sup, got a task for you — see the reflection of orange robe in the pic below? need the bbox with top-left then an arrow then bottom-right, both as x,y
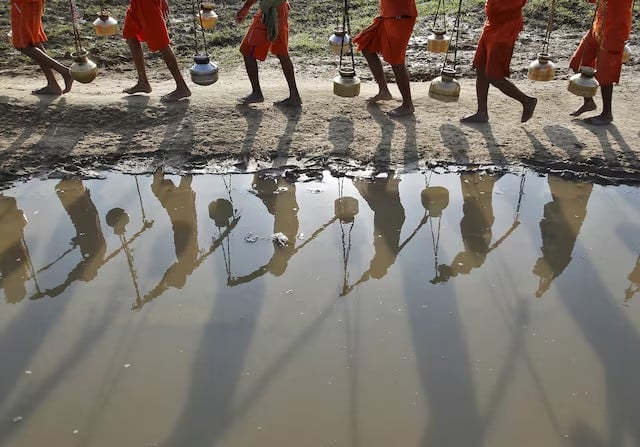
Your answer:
10,0 -> 47,49
569,0 -> 633,85
122,0 -> 170,52
240,2 -> 289,61
472,0 -> 526,78
353,0 -> 417,65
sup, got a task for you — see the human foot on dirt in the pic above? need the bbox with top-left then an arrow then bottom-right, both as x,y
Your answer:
584,114 -> 613,126
161,87 -> 192,103
32,85 -> 63,96
238,93 -> 264,104
62,70 -> 73,93
367,91 -> 393,103
460,112 -> 489,124
387,105 -> 414,118
569,98 -> 597,116
123,83 -> 152,95
521,97 -> 537,123
274,96 -> 302,107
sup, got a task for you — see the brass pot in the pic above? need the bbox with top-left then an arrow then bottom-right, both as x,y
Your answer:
328,27 -> 351,56
428,68 -> 460,102
528,53 -> 555,81
93,12 -> 119,36
333,68 -> 360,98
427,29 -> 450,54
70,51 -> 98,84
199,2 -> 218,29
568,65 -> 599,97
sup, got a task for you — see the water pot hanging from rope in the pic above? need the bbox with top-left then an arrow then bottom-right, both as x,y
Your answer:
527,0 -> 556,81
329,26 -> 351,55
429,68 -> 460,102
528,53 -> 555,81
332,0 -> 360,98
568,66 -> 599,97
421,186 -> 449,218
334,196 -> 359,223
93,11 -> 118,36
188,0 -> 218,86
199,2 -> 218,29
70,50 -> 98,83
427,29 -> 450,53
622,42 -> 631,63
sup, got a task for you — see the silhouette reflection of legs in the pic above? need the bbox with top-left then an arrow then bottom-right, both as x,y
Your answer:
0,194 -> 29,303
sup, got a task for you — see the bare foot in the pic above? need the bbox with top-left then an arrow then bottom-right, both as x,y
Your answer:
123,83 -> 152,95
367,91 -> 393,103
32,85 -> 62,96
521,97 -> 537,123
460,112 -> 489,123
238,93 -> 264,104
62,70 -> 73,93
584,114 -> 613,126
274,96 -> 302,107
387,105 -> 414,117
569,98 -> 597,116
161,87 -> 192,103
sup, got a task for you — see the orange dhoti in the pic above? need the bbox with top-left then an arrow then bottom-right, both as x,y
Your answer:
10,0 -> 47,49
568,0 -> 633,86
472,17 -> 523,79
122,0 -> 170,52
353,16 -> 416,65
239,2 -> 290,61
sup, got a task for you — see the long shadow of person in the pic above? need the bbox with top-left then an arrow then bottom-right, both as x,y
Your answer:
458,120 -> 507,165
116,95 -> 151,152
0,194 -> 29,303
532,174 -> 593,298
273,103 -> 303,165
543,124 -> 589,164
397,114 -> 418,169
439,123 -> 471,164
237,104 -> 265,164
573,120 -> 639,169
367,102 -> 395,173
328,115 -> 355,157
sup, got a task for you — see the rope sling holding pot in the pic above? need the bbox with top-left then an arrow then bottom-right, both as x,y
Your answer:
333,0 -> 360,97
428,0 -> 462,102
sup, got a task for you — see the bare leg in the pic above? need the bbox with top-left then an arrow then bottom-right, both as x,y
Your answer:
239,54 -> 264,104
387,63 -> 414,117
274,54 -> 301,106
570,97 -> 597,116
18,45 -> 73,94
362,50 -> 392,102
585,84 -> 613,125
489,76 -> 537,122
124,38 -> 152,94
461,68 -> 490,123
158,45 -> 191,103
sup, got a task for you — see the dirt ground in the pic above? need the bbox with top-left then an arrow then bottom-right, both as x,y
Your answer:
1,60 -> 639,185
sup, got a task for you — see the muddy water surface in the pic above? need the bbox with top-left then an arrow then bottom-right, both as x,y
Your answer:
1,170 -> 640,447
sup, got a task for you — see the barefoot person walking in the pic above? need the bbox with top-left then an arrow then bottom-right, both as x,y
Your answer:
235,0 -> 301,106
353,0 -> 417,117
122,0 -> 191,102
568,0 -> 633,125
10,0 -> 73,95
461,0 -> 537,123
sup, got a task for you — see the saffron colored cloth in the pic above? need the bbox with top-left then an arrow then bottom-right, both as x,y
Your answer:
353,18 -> 416,65
569,0 -> 633,85
240,1 -> 289,61
472,0 -> 526,78
122,0 -> 170,52
379,0 -> 417,18
10,0 -> 47,49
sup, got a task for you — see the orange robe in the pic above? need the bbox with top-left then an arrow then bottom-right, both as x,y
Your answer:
569,0 -> 633,85
239,2 -> 289,61
122,0 -> 171,52
472,0 -> 527,79
353,0 -> 417,65
10,0 -> 47,49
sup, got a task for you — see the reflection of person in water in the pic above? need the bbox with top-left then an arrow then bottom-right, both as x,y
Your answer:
431,172 -> 503,283
0,194 -> 29,303
229,174 -> 299,285
45,180 -> 107,297
139,172 -> 199,305
355,177 -> 406,280
625,255 -> 640,301
533,175 -> 593,297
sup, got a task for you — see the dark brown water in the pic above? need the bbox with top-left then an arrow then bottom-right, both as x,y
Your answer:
1,169 -> 639,447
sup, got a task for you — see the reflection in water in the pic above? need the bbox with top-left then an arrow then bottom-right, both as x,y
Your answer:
533,175 -> 593,297
43,180 -> 107,298
625,254 -> 640,301
0,195 -> 29,303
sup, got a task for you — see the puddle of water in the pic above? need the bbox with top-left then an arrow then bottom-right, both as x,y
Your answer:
0,169 -> 639,447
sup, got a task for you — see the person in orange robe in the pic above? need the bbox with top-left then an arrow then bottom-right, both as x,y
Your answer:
568,0 -> 633,125
122,0 -> 191,102
10,0 -> 73,95
235,0 -> 301,106
353,0 -> 417,117
461,0 -> 537,123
